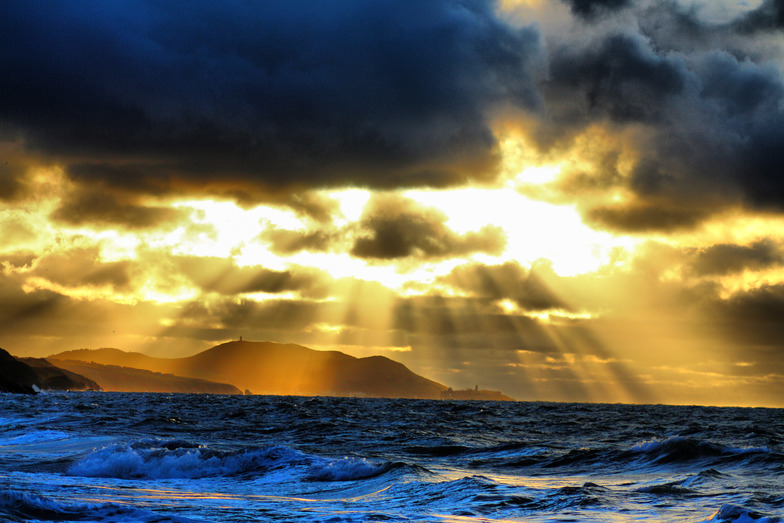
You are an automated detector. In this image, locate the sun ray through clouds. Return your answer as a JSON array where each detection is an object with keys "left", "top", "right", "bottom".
[{"left": 2, "top": 0, "right": 784, "bottom": 406}]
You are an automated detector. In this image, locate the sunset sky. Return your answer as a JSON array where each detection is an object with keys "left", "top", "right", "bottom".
[{"left": 2, "top": 0, "right": 784, "bottom": 406}]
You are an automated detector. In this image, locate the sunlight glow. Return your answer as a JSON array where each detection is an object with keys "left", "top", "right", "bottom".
[
  {"left": 497, "top": 299, "right": 520, "bottom": 314},
  {"left": 327, "top": 189, "right": 371, "bottom": 226},
  {"left": 138, "top": 284, "right": 199, "bottom": 304},
  {"left": 170, "top": 200, "right": 305, "bottom": 261},
  {"left": 716, "top": 268, "right": 784, "bottom": 299},
  {"left": 90, "top": 232, "right": 140, "bottom": 262},
  {"left": 516, "top": 164, "right": 562, "bottom": 185},
  {"left": 524, "top": 309, "right": 595, "bottom": 324},
  {"left": 21, "top": 277, "right": 139, "bottom": 304},
  {"left": 405, "top": 187, "right": 638, "bottom": 276}
]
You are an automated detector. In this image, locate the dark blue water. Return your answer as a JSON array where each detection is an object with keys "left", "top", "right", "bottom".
[{"left": 1, "top": 393, "right": 782, "bottom": 522}]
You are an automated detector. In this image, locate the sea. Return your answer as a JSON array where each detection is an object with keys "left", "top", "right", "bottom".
[{"left": 0, "top": 393, "right": 782, "bottom": 522}]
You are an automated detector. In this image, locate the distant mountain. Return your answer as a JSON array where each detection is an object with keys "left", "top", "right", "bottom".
[
  {"left": 49, "top": 348, "right": 160, "bottom": 369},
  {"left": 20, "top": 358, "right": 100, "bottom": 391},
  {"left": 0, "top": 348, "right": 101, "bottom": 393},
  {"left": 50, "top": 360, "right": 242, "bottom": 394},
  {"left": 0, "top": 348, "right": 39, "bottom": 394},
  {"left": 52, "top": 341, "right": 451, "bottom": 399}
]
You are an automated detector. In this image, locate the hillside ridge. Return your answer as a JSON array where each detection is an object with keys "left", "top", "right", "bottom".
[{"left": 51, "top": 340, "right": 449, "bottom": 399}]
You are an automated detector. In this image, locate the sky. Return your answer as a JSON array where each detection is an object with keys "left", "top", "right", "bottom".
[{"left": 2, "top": 0, "right": 784, "bottom": 407}]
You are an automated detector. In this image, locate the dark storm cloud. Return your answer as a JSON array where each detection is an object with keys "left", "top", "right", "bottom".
[
  {"left": 689, "top": 240, "right": 783, "bottom": 276},
  {"left": 441, "top": 261, "right": 566, "bottom": 311},
  {"left": 173, "top": 256, "right": 326, "bottom": 297},
  {"left": 351, "top": 195, "right": 506, "bottom": 259},
  {"left": 561, "top": 0, "right": 633, "bottom": 20},
  {"left": 735, "top": 0, "right": 784, "bottom": 32},
  {"left": 542, "top": 18, "right": 784, "bottom": 226},
  {"left": 50, "top": 186, "right": 185, "bottom": 229},
  {"left": 548, "top": 33, "right": 686, "bottom": 125},
  {"left": 0, "top": 1, "right": 542, "bottom": 195}
]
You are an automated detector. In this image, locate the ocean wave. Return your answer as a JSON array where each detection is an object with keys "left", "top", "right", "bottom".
[
  {"left": 68, "top": 439, "right": 400, "bottom": 482},
  {"left": 707, "top": 503, "right": 781, "bottom": 522},
  {"left": 0, "top": 430, "right": 73, "bottom": 446},
  {"left": 0, "top": 416, "right": 26, "bottom": 428},
  {"left": 306, "top": 457, "right": 393, "bottom": 481},
  {"left": 464, "top": 443, "right": 547, "bottom": 470},
  {"left": 487, "top": 435, "right": 784, "bottom": 475},
  {"left": 0, "top": 490, "right": 204, "bottom": 523},
  {"left": 69, "top": 440, "right": 308, "bottom": 479},
  {"left": 629, "top": 437, "right": 778, "bottom": 467},
  {"left": 634, "top": 479, "right": 697, "bottom": 495},
  {"left": 533, "top": 482, "right": 611, "bottom": 512},
  {"left": 404, "top": 444, "right": 471, "bottom": 457}
]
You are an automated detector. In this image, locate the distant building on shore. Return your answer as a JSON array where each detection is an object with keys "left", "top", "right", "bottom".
[{"left": 441, "top": 386, "right": 514, "bottom": 401}]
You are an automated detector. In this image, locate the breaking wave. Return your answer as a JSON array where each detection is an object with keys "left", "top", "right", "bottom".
[
  {"left": 0, "top": 490, "right": 203, "bottom": 523},
  {"left": 68, "top": 438, "right": 399, "bottom": 481}
]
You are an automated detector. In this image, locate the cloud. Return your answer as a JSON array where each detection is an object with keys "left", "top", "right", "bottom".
[
  {"left": 0, "top": 269, "right": 167, "bottom": 346},
  {"left": 262, "top": 194, "right": 507, "bottom": 259},
  {"left": 584, "top": 199, "right": 716, "bottom": 233},
  {"left": 351, "top": 195, "right": 506, "bottom": 260},
  {"left": 734, "top": 0, "right": 784, "bottom": 33},
  {"left": 0, "top": 254, "right": 36, "bottom": 270},
  {"left": 0, "top": 162, "right": 28, "bottom": 202},
  {"left": 715, "top": 283, "right": 784, "bottom": 325},
  {"left": 50, "top": 186, "right": 185, "bottom": 229},
  {"left": 441, "top": 260, "right": 566, "bottom": 311},
  {"left": 705, "top": 284, "right": 784, "bottom": 373},
  {"left": 689, "top": 240, "right": 783, "bottom": 276},
  {"left": 261, "top": 229, "right": 339, "bottom": 256},
  {"left": 30, "top": 247, "right": 133, "bottom": 291},
  {"left": 171, "top": 256, "right": 328, "bottom": 297},
  {"left": 0, "top": 213, "right": 41, "bottom": 252},
  {"left": 548, "top": 33, "right": 686, "bottom": 125},
  {"left": 560, "top": 0, "right": 633, "bottom": 20},
  {"left": 0, "top": 1, "right": 542, "bottom": 196},
  {"left": 537, "top": 16, "right": 784, "bottom": 229}
]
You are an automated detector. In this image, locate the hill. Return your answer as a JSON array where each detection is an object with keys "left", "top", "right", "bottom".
[
  {"left": 20, "top": 358, "right": 100, "bottom": 391},
  {"left": 0, "top": 348, "right": 101, "bottom": 393},
  {"left": 52, "top": 341, "right": 450, "bottom": 399},
  {"left": 50, "top": 360, "right": 242, "bottom": 394},
  {"left": 0, "top": 348, "right": 39, "bottom": 393}
]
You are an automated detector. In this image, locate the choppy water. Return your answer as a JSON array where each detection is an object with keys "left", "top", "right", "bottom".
[{"left": 0, "top": 393, "right": 782, "bottom": 522}]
